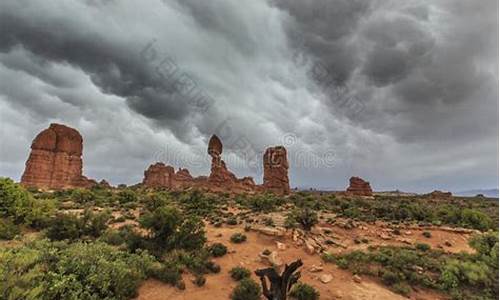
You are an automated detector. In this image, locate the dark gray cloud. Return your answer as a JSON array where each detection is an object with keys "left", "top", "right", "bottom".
[{"left": 0, "top": 0, "right": 497, "bottom": 192}]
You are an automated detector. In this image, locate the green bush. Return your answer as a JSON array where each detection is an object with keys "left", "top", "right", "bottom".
[
  {"left": 460, "top": 209, "right": 492, "bottom": 231},
  {"left": 287, "top": 208, "right": 318, "bottom": 231},
  {"left": 0, "top": 218, "right": 20, "bottom": 240},
  {"left": 289, "top": 282, "right": 320, "bottom": 300},
  {"left": 230, "top": 233, "right": 247, "bottom": 244},
  {"left": 231, "top": 278, "right": 261, "bottom": 300},
  {"left": 149, "top": 261, "right": 182, "bottom": 286},
  {"left": 0, "top": 178, "right": 54, "bottom": 227},
  {"left": 116, "top": 189, "right": 138, "bottom": 204},
  {"left": 71, "top": 188, "right": 95, "bottom": 203},
  {"left": 45, "top": 209, "right": 110, "bottom": 241},
  {"left": 415, "top": 243, "right": 431, "bottom": 252},
  {"left": 422, "top": 231, "right": 432, "bottom": 238},
  {"left": 208, "top": 242, "right": 228, "bottom": 257},
  {"left": 193, "top": 274, "right": 206, "bottom": 286},
  {"left": 246, "top": 194, "right": 283, "bottom": 212},
  {"left": 230, "top": 266, "right": 251, "bottom": 281},
  {"left": 0, "top": 240, "right": 155, "bottom": 300},
  {"left": 139, "top": 206, "right": 206, "bottom": 252}
]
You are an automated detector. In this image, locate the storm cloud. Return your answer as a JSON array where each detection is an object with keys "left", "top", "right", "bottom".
[{"left": 0, "top": 0, "right": 497, "bottom": 192}]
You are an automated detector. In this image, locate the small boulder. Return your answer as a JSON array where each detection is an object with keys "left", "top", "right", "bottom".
[
  {"left": 309, "top": 265, "right": 324, "bottom": 273},
  {"left": 353, "top": 275, "right": 362, "bottom": 283},
  {"left": 319, "top": 274, "right": 333, "bottom": 284}
]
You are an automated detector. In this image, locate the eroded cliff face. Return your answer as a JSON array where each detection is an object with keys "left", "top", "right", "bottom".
[
  {"left": 21, "top": 123, "right": 95, "bottom": 189},
  {"left": 346, "top": 176, "right": 373, "bottom": 196},
  {"left": 263, "top": 146, "right": 290, "bottom": 195}
]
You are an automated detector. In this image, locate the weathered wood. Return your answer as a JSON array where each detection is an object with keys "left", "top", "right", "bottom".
[{"left": 255, "top": 259, "right": 303, "bottom": 300}]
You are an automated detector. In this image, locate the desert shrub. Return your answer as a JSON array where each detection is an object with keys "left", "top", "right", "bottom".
[
  {"left": 206, "top": 261, "right": 221, "bottom": 273},
  {"left": 392, "top": 282, "right": 411, "bottom": 296},
  {"left": 0, "top": 218, "right": 20, "bottom": 240},
  {"left": 422, "top": 231, "right": 432, "bottom": 238},
  {"left": 208, "top": 242, "right": 228, "bottom": 257},
  {"left": 100, "top": 229, "right": 126, "bottom": 246},
  {"left": 287, "top": 208, "right": 318, "bottom": 231},
  {"left": 116, "top": 189, "right": 137, "bottom": 204},
  {"left": 416, "top": 243, "right": 431, "bottom": 252},
  {"left": 194, "top": 275, "right": 206, "bottom": 286},
  {"left": 289, "top": 282, "right": 320, "bottom": 300},
  {"left": 139, "top": 206, "right": 206, "bottom": 253},
  {"left": 230, "top": 266, "right": 251, "bottom": 281},
  {"left": 45, "top": 213, "right": 82, "bottom": 241},
  {"left": 230, "top": 233, "right": 247, "bottom": 244},
  {"left": 143, "top": 191, "right": 171, "bottom": 211},
  {"left": 0, "top": 240, "right": 155, "bottom": 300},
  {"left": 178, "top": 190, "right": 219, "bottom": 217},
  {"left": 246, "top": 194, "right": 283, "bottom": 212},
  {"left": 71, "top": 188, "right": 96, "bottom": 204},
  {"left": 149, "top": 261, "right": 182, "bottom": 285},
  {"left": 460, "top": 209, "right": 492, "bottom": 231},
  {"left": 45, "top": 209, "right": 110, "bottom": 241},
  {"left": 440, "top": 232, "right": 498, "bottom": 298},
  {"left": 226, "top": 216, "right": 238, "bottom": 225},
  {"left": 1, "top": 181, "right": 56, "bottom": 228},
  {"left": 231, "top": 278, "right": 261, "bottom": 300}
]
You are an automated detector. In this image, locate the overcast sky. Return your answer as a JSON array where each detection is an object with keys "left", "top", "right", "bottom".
[{"left": 0, "top": 0, "right": 498, "bottom": 193}]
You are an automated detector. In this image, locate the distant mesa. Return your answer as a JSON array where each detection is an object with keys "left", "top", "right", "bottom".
[
  {"left": 425, "top": 190, "right": 452, "bottom": 199},
  {"left": 346, "top": 176, "right": 373, "bottom": 197},
  {"left": 21, "top": 123, "right": 96, "bottom": 190}
]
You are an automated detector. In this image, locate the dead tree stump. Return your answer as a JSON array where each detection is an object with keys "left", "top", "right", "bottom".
[{"left": 255, "top": 259, "right": 303, "bottom": 300}]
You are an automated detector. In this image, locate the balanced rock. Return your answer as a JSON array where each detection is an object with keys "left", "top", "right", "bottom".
[
  {"left": 21, "top": 123, "right": 95, "bottom": 189},
  {"left": 263, "top": 146, "right": 290, "bottom": 195},
  {"left": 346, "top": 176, "right": 373, "bottom": 196}
]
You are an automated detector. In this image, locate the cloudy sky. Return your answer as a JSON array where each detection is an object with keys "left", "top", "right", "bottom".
[{"left": 0, "top": 0, "right": 498, "bottom": 192}]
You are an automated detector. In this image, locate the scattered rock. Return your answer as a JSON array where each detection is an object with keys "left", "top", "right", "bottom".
[
  {"left": 276, "top": 241, "right": 286, "bottom": 251},
  {"left": 309, "top": 265, "right": 324, "bottom": 273},
  {"left": 260, "top": 251, "right": 283, "bottom": 267},
  {"left": 319, "top": 274, "right": 333, "bottom": 284},
  {"left": 305, "top": 241, "right": 316, "bottom": 255},
  {"left": 254, "top": 226, "right": 286, "bottom": 237},
  {"left": 353, "top": 275, "right": 362, "bottom": 283}
]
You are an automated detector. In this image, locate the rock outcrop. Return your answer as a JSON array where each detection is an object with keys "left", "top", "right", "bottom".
[
  {"left": 143, "top": 135, "right": 258, "bottom": 193},
  {"left": 21, "top": 123, "right": 95, "bottom": 189},
  {"left": 263, "top": 146, "right": 290, "bottom": 195},
  {"left": 143, "top": 162, "right": 175, "bottom": 188},
  {"left": 426, "top": 190, "right": 453, "bottom": 199},
  {"left": 346, "top": 176, "right": 372, "bottom": 196}
]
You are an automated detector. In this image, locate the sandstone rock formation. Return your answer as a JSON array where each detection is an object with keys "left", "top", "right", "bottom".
[
  {"left": 426, "top": 190, "right": 452, "bottom": 199},
  {"left": 143, "top": 135, "right": 258, "bottom": 193},
  {"left": 143, "top": 162, "right": 175, "bottom": 188},
  {"left": 21, "top": 123, "right": 95, "bottom": 189},
  {"left": 263, "top": 146, "right": 290, "bottom": 195},
  {"left": 346, "top": 176, "right": 373, "bottom": 196}
]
